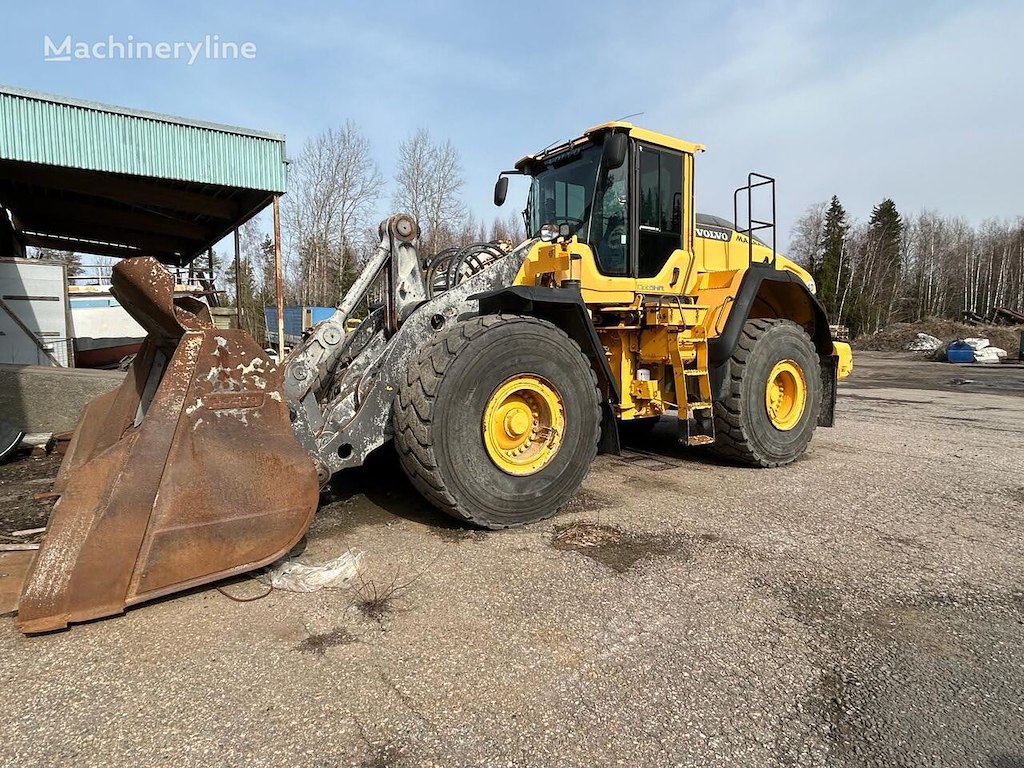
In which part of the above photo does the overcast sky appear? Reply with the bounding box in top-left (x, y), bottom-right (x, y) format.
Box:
top-left (3, 0), bottom-right (1022, 251)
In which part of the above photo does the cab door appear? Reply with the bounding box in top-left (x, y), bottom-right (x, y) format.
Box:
top-left (635, 143), bottom-right (684, 285)
top-left (576, 139), bottom-right (688, 304)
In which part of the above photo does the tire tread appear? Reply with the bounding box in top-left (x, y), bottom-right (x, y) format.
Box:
top-left (711, 318), bottom-right (820, 468)
top-left (393, 313), bottom-right (600, 527)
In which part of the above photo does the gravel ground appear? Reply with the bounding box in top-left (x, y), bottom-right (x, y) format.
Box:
top-left (0, 352), bottom-right (1021, 767)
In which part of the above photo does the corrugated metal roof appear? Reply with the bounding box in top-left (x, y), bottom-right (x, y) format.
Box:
top-left (0, 85), bottom-right (287, 192)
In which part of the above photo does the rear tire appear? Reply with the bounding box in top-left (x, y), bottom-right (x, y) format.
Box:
top-left (393, 314), bottom-right (601, 528)
top-left (712, 318), bottom-right (821, 467)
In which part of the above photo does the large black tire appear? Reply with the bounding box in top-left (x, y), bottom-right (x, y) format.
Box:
top-left (712, 318), bottom-right (821, 467)
top-left (393, 313), bottom-right (601, 528)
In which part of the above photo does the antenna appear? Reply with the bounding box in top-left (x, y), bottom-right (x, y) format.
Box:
top-left (613, 111), bottom-right (645, 122)
top-left (537, 137), bottom-right (565, 155)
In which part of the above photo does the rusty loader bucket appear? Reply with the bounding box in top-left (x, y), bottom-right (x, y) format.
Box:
top-left (1, 258), bottom-right (319, 633)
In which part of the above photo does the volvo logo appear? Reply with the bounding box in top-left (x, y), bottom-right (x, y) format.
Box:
top-left (696, 226), bottom-right (731, 242)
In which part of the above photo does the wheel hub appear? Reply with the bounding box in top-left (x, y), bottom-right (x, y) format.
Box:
top-left (764, 359), bottom-right (807, 431)
top-left (483, 375), bottom-right (564, 475)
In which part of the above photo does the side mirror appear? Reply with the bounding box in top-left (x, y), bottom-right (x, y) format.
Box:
top-left (493, 176), bottom-right (509, 207)
top-left (602, 132), bottom-right (628, 170)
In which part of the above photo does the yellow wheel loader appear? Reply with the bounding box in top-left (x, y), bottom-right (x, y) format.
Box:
top-left (2, 123), bottom-right (852, 633)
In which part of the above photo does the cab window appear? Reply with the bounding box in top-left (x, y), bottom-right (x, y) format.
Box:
top-left (592, 162), bottom-right (629, 275)
top-left (637, 146), bottom-right (683, 278)
top-left (549, 180), bottom-right (586, 223)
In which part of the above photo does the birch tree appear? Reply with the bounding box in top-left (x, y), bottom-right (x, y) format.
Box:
top-left (284, 122), bottom-right (383, 306)
top-left (392, 129), bottom-right (467, 253)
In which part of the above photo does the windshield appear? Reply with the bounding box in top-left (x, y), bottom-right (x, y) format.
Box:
top-left (526, 142), bottom-right (629, 275)
top-left (527, 144), bottom-right (600, 237)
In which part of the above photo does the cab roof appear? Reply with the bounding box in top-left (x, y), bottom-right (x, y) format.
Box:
top-left (514, 122), bottom-right (705, 171)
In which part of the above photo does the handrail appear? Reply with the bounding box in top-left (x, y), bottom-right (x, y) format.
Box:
top-left (733, 172), bottom-right (776, 268)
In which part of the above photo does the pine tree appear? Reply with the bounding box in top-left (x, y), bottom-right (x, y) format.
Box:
top-left (816, 196), bottom-right (851, 320)
top-left (865, 198), bottom-right (904, 326)
top-left (868, 199), bottom-right (902, 261)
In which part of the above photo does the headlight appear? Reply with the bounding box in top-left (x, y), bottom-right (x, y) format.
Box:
top-left (539, 222), bottom-right (573, 242)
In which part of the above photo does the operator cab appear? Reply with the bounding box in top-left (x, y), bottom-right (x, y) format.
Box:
top-left (495, 122), bottom-right (701, 286)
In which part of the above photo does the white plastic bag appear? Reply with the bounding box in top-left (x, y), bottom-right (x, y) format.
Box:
top-left (258, 550), bottom-right (363, 593)
top-left (906, 333), bottom-right (942, 351)
top-left (963, 337), bottom-right (990, 351)
top-left (972, 347), bottom-right (1006, 364)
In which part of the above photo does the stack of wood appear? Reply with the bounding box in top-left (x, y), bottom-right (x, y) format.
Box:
top-left (13, 431), bottom-right (72, 457)
top-left (0, 527), bottom-right (45, 552)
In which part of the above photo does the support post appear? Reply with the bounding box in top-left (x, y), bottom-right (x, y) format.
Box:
top-left (233, 227), bottom-right (242, 330)
top-left (273, 195), bottom-right (285, 360)
top-left (206, 248), bottom-right (215, 307)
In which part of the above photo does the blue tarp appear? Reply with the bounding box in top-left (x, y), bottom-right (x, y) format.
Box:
top-left (264, 306), bottom-right (334, 346)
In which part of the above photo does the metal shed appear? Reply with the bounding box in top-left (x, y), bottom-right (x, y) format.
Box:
top-left (0, 85), bottom-right (287, 265)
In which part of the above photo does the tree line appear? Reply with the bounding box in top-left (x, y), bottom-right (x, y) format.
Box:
top-left (790, 197), bottom-right (1024, 336)
top-left (272, 123), bottom-right (524, 313)
top-left (207, 123), bottom-right (527, 337)
top-left (26, 122), bottom-right (1024, 342)
top-left (20, 123), bottom-right (521, 341)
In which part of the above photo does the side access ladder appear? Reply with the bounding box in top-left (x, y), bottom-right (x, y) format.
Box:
top-left (678, 326), bottom-right (715, 446)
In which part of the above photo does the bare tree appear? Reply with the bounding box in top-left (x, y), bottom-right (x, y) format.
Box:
top-left (392, 129), bottom-right (466, 253)
top-left (788, 201), bottom-right (826, 272)
top-left (284, 122), bottom-right (383, 306)
top-left (506, 211), bottom-right (527, 244)
top-left (231, 218), bottom-right (272, 339)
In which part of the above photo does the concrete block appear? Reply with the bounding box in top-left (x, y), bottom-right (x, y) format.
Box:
top-left (0, 364), bottom-right (125, 433)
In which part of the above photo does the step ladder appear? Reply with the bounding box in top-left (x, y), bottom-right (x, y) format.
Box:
top-left (679, 329), bottom-right (715, 446)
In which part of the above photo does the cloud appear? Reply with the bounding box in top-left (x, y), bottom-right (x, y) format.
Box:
top-left (5, 0), bottom-right (1022, 250)
top-left (636, 0), bottom-right (1024, 241)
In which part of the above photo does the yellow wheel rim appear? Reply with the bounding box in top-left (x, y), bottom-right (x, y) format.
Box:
top-left (482, 375), bottom-right (565, 476)
top-left (764, 359), bottom-right (807, 431)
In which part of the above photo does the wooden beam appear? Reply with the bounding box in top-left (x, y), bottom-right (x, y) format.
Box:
top-left (0, 160), bottom-right (240, 219)
top-left (7, 192), bottom-right (210, 240)
top-left (21, 218), bottom-right (198, 254)
top-left (22, 233), bottom-right (175, 262)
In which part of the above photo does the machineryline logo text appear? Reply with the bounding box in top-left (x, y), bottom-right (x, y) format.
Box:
top-left (44, 34), bottom-right (257, 64)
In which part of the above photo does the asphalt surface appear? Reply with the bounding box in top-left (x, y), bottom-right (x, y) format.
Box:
top-left (0, 351), bottom-right (1022, 767)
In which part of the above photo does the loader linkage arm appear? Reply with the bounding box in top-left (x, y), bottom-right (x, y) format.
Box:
top-left (282, 216), bottom-right (532, 483)
top-left (281, 214), bottom-right (429, 483)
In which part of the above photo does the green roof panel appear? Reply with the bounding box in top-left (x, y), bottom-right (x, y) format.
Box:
top-left (0, 85), bottom-right (287, 193)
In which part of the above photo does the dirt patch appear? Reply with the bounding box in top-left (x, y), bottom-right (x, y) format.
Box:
top-left (0, 453), bottom-right (61, 535)
top-left (558, 489), bottom-right (611, 515)
top-left (853, 318), bottom-right (1021, 355)
top-left (549, 521), bottom-right (713, 573)
top-left (295, 627), bottom-right (358, 655)
top-left (809, 665), bottom-right (862, 760)
top-left (898, 586), bottom-right (1024, 615)
top-left (431, 526), bottom-right (486, 544)
top-left (751, 575), bottom-right (845, 626)
top-left (1003, 486), bottom-right (1024, 506)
